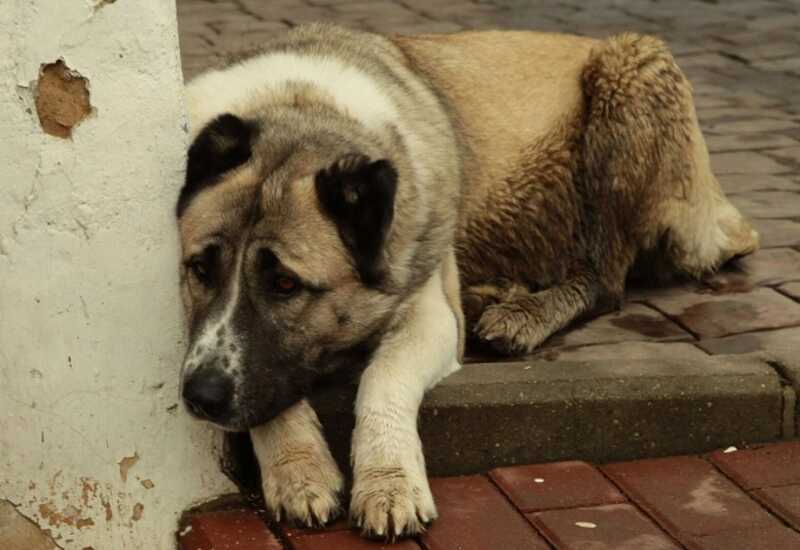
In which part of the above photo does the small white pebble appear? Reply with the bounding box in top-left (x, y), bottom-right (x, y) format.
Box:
top-left (533, 478), bottom-right (545, 483)
top-left (575, 522), bottom-right (597, 529)
top-left (178, 525), bottom-right (192, 537)
top-left (523, 366), bottom-right (532, 370)
top-left (723, 446), bottom-right (738, 454)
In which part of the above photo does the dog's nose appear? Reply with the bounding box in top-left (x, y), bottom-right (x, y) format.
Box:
top-left (182, 367), bottom-right (233, 422)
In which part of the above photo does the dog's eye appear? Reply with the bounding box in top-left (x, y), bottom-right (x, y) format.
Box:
top-left (185, 246), bottom-right (219, 287)
top-left (272, 275), bottom-right (299, 295)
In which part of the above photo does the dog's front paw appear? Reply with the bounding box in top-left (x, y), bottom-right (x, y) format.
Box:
top-left (261, 447), bottom-right (344, 528)
top-left (350, 465), bottom-right (437, 539)
top-left (475, 301), bottom-right (548, 355)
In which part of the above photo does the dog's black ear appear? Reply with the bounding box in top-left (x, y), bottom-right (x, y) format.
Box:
top-left (177, 113), bottom-right (258, 217)
top-left (315, 154), bottom-right (398, 286)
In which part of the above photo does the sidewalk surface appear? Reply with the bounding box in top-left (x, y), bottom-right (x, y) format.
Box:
top-left (180, 441), bottom-right (800, 549)
top-left (175, 1), bottom-right (800, 548)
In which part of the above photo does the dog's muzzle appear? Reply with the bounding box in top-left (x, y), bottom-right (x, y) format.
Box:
top-left (182, 362), bottom-right (234, 423)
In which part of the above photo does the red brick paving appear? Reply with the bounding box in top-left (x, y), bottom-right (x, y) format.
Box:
top-left (602, 456), bottom-right (780, 538)
top-left (179, 443), bottom-right (800, 549)
top-left (489, 460), bottom-right (626, 512)
top-left (420, 475), bottom-right (550, 550)
top-left (529, 503), bottom-right (682, 550)
top-left (685, 525), bottom-right (800, 550)
top-left (290, 531), bottom-right (421, 550)
top-left (753, 485), bottom-right (800, 531)
top-left (179, 508), bottom-right (283, 550)
top-left (709, 441), bottom-right (800, 489)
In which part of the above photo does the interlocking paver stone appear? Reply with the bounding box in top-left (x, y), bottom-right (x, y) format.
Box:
top-left (685, 524), bottom-right (800, 550)
top-left (645, 286), bottom-right (800, 338)
top-left (529, 504), bottom-right (682, 550)
top-left (290, 531), bottom-right (421, 550)
top-left (602, 456), bottom-right (779, 538)
top-left (709, 441), bottom-right (800, 489)
top-left (729, 191), bottom-right (800, 218)
top-left (420, 475), bottom-right (550, 550)
top-left (707, 133), bottom-right (799, 153)
top-left (697, 325), bottom-right (800, 356)
top-left (750, 218), bottom-right (800, 248)
top-left (702, 247), bottom-right (800, 292)
top-left (752, 485), bottom-right (800, 531)
top-left (539, 341), bottom-right (708, 362)
top-left (708, 119), bottom-right (800, 136)
top-left (779, 281), bottom-right (800, 301)
top-left (489, 460), bottom-right (626, 512)
top-left (542, 302), bottom-right (691, 349)
top-left (179, 509), bottom-right (283, 550)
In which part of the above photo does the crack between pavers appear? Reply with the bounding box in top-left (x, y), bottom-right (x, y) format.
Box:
top-left (700, 454), bottom-right (800, 535)
top-left (484, 473), bottom-right (558, 550)
top-left (594, 467), bottom-right (690, 549)
top-left (773, 285), bottom-right (800, 304)
top-left (638, 302), bottom-right (701, 340)
top-left (231, 0), bottom-right (264, 22)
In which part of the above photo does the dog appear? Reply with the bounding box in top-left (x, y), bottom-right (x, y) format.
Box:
top-left (176, 23), bottom-right (758, 539)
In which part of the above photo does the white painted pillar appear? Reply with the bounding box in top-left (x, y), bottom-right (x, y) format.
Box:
top-left (0, 1), bottom-right (235, 548)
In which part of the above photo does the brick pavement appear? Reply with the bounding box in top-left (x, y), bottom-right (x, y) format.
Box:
top-left (179, 441), bottom-right (800, 549)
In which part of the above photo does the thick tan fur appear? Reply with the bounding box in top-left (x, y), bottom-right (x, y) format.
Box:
top-left (395, 30), bottom-right (758, 353)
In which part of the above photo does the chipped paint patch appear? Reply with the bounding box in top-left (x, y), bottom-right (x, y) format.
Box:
top-left (118, 453), bottom-right (139, 483)
top-left (131, 503), bottom-right (144, 522)
top-left (34, 60), bottom-right (92, 139)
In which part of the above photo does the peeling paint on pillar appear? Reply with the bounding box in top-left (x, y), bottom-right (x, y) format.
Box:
top-left (0, 0), bottom-right (234, 548)
top-left (34, 60), bottom-right (92, 139)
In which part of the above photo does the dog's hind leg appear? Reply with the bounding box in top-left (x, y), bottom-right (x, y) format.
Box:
top-left (251, 398), bottom-right (344, 527)
top-left (583, 33), bottom-right (758, 278)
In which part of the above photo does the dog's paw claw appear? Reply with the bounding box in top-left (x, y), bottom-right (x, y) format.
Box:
top-left (349, 467), bottom-right (437, 540)
top-left (261, 453), bottom-right (344, 528)
top-left (475, 302), bottom-right (548, 355)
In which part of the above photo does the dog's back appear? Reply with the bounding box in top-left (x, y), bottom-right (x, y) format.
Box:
top-left (393, 31), bottom-right (596, 214)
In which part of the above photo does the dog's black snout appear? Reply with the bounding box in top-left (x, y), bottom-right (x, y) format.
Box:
top-left (182, 367), bottom-right (233, 422)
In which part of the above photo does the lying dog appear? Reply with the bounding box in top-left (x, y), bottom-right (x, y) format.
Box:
top-left (177, 23), bottom-right (757, 538)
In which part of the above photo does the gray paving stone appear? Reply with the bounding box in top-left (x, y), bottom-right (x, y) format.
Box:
top-left (779, 281), bottom-right (800, 301)
top-left (766, 146), bottom-right (800, 166)
top-left (729, 191), bottom-right (800, 218)
top-left (718, 174), bottom-right (799, 194)
top-left (712, 151), bottom-right (793, 174)
top-left (707, 133), bottom-right (799, 153)
top-left (707, 119), bottom-right (800, 135)
top-left (751, 218), bottom-right (800, 249)
top-left (541, 303), bottom-right (692, 349)
top-left (538, 341), bottom-right (707, 363)
top-left (645, 286), bottom-right (800, 339)
top-left (699, 325), bottom-right (800, 356)
top-left (702, 248), bottom-right (800, 292)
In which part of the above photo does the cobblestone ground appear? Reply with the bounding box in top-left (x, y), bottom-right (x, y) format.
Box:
top-left (178, 0), bottom-right (800, 365)
top-left (181, 441), bottom-right (800, 549)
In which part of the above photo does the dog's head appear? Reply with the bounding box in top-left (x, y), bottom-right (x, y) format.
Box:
top-left (176, 112), bottom-right (401, 431)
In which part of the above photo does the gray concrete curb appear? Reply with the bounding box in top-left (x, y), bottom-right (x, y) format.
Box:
top-left (311, 352), bottom-right (790, 477)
